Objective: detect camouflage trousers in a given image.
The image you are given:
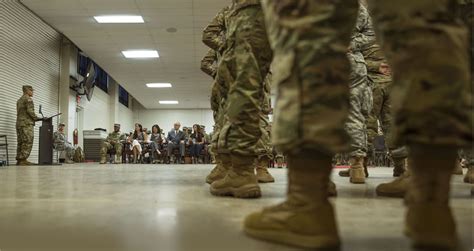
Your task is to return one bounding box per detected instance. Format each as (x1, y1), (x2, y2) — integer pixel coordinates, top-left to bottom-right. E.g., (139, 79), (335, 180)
(256, 114), (273, 160)
(345, 82), (372, 157)
(16, 125), (34, 161)
(100, 142), (123, 158)
(366, 81), (390, 154)
(368, 0), (472, 147)
(263, 0), (472, 156)
(216, 5), (273, 156)
(262, 0), (358, 154)
(54, 142), (75, 160)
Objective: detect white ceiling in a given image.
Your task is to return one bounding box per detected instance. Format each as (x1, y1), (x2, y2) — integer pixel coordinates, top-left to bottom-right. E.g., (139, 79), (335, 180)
(20, 0), (227, 109)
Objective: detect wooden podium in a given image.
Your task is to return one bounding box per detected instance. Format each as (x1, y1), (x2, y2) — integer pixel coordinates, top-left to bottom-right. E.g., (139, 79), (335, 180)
(38, 113), (61, 165)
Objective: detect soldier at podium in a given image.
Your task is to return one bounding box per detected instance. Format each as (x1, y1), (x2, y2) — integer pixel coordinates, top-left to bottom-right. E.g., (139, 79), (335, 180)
(16, 85), (42, 166)
(100, 123), (127, 164)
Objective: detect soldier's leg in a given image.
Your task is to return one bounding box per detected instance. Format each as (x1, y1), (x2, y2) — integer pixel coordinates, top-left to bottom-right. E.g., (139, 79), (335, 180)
(22, 126), (34, 163)
(100, 142), (112, 164)
(255, 115), (275, 183)
(16, 127), (24, 162)
(244, 0), (358, 248)
(345, 83), (372, 184)
(114, 143), (123, 164)
(369, 0), (471, 248)
(366, 83), (384, 163)
(212, 5), (272, 199)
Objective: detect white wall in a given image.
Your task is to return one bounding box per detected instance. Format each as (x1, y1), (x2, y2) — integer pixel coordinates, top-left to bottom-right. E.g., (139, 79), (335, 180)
(81, 89), (111, 131)
(134, 109), (214, 134)
(117, 103), (134, 133)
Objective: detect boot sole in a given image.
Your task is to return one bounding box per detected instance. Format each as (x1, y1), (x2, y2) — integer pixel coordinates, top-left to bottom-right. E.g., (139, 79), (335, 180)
(376, 190), (405, 198)
(404, 227), (457, 250)
(244, 228), (340, 250)
(349, 178), (365, 184)
(338, 171), (350, 177)
(258, 179), (275, 183)
(210, 184), (261, 198)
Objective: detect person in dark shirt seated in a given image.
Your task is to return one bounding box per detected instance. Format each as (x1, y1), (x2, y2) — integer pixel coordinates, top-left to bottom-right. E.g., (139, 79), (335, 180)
(130, 123), (146, 163)
(190, 124), (205, 164)
(167, 122), (186, 164)
(150, 124), (165, 164)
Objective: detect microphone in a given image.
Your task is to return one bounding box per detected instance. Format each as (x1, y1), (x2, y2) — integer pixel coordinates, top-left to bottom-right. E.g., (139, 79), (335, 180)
(39, 105), (44, 118)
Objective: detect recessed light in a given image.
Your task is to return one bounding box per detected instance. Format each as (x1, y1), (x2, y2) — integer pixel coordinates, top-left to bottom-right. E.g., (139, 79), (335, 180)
(159, 100), (179, 105)
(122, 50), (159, 58)
(94, 15), (144, 23)
(146, 83), (172, 88)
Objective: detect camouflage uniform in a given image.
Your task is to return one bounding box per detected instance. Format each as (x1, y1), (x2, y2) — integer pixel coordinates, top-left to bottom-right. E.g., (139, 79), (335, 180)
(202, 6), (230, 158)
(457, 0), (473, 182)
(216, 0), (273, 156)
(53, 131), (75, 160)
(345, 50), (372, 158)
(16, 88), (39, 162)
(245, 0), (471, 249)
(100, 131), (126, 161)
(256, 74), (273, 160)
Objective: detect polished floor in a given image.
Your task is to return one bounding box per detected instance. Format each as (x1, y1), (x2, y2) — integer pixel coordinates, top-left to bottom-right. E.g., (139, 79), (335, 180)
(0, 163), (472, 251)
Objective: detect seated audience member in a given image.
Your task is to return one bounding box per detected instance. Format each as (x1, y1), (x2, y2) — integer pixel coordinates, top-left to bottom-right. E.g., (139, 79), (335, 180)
(53, 123), (75, 164)
(150, 124), (165, 164)
(167, 122), (186, 164)
(130, 123), (146, 163)
(190, 124), (205, 163)
(100, 123), (127, 164)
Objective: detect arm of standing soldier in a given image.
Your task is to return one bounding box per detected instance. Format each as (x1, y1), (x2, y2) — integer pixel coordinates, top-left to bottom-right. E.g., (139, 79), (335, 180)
(202, 6), (228, 51)
(26, 98), (40, 121)
(200, 49), (218, 78)
(350, 5), (375, 52)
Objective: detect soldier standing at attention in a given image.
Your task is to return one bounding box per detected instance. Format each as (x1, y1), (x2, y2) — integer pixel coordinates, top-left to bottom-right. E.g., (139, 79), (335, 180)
(16, 85), (41, 166)
(202, 5), (231, 184)
(244, 0), (471, 249)
(210, 0), (273, 198)
(100, 123), (126, 164)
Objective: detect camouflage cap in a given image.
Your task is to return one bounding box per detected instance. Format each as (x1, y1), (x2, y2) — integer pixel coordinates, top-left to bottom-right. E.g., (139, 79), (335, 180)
(114, 123), (121, 128)
(22, 85), (33, 92)
(58, 123), (65, 127)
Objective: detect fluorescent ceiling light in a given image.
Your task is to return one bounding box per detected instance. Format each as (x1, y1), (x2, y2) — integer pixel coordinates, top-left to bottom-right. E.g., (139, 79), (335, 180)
(122, 50), (159, 58)
(159, 100), (179, 105)
(94, 15), (144, 23)
(146, 83), (172, 88)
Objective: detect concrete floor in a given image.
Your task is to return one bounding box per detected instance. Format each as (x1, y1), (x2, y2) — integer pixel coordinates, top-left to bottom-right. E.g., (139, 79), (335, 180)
(0, 164), (472, 251)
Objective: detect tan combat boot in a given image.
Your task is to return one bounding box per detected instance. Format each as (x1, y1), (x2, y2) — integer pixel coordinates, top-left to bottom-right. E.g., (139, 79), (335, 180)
(244, 150), (340, 249)
(464, 165), (474, 183)
(404, 145), (458, 249)
(206, 155), (231, 184)
(99, 155), (107, 164)
(376, 170), (410, 198)
(255, 157), (275, 183)
(349, 156), (365, 184)
(452, 159), (463, 175)
(392, 157), (406, 177)
(210, 154), (261, 198)
(338, 168), (350, 177)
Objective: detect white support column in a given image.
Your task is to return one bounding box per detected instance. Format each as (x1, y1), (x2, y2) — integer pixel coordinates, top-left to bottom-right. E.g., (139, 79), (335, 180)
(58, 38), (72, 138)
